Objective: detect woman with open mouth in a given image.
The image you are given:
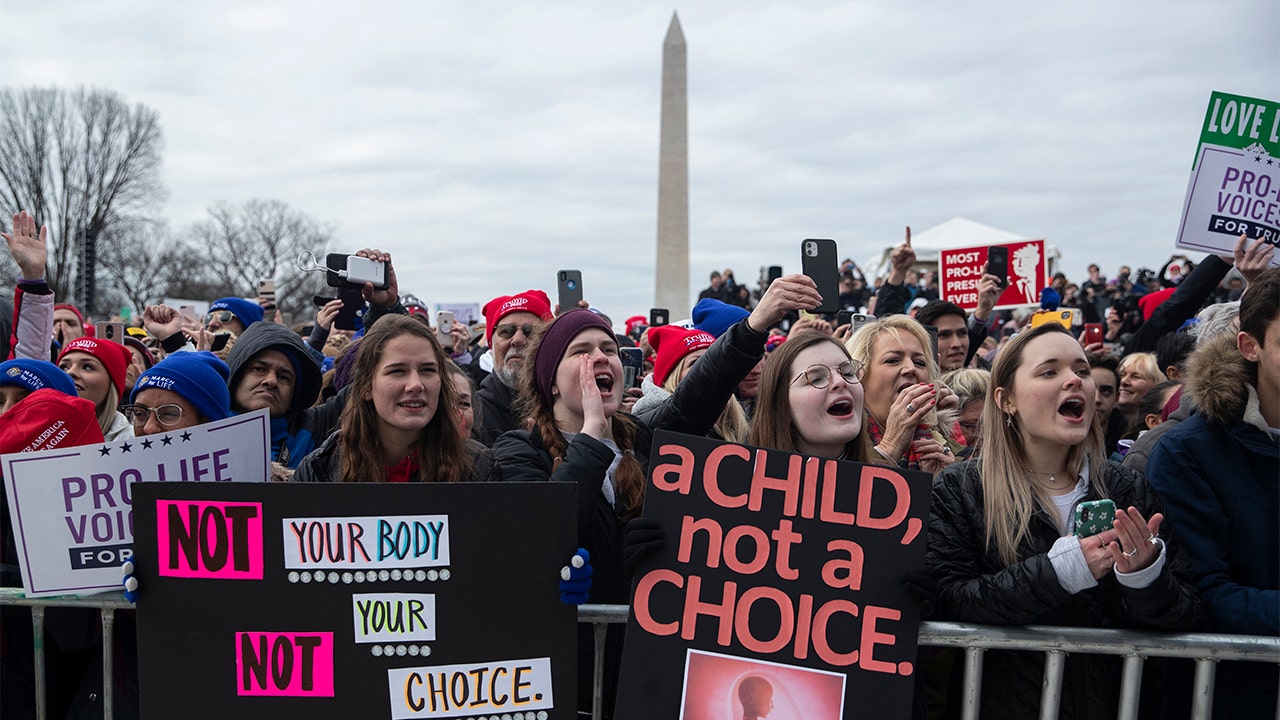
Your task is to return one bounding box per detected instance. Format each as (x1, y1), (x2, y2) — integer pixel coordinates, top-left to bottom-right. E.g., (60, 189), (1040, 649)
(926, 323), (1199, 720)
(846, 315), (959, 474)
(495, 276), (820, 718)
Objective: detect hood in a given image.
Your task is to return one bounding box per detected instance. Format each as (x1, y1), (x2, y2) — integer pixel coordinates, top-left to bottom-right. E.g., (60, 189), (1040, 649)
(1185, 332), (1268, 433)
(630, 373), (672, 420)
(226, 322), (323, 417)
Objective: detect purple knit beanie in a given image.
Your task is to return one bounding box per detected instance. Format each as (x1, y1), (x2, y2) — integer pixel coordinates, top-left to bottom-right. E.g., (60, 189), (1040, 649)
(533, 309), (614, 403)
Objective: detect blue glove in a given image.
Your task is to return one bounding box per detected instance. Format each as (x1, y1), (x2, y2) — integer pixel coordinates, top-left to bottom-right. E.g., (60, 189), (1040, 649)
(559, 548), (592, 605)
(122, 560), (139, 603)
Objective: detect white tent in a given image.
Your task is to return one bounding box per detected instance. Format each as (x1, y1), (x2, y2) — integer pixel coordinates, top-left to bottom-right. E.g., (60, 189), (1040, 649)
(862, 217), (1060, 279)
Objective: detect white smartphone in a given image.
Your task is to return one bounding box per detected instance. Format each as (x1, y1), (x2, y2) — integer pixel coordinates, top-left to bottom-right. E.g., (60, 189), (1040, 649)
(436, 311), (455, 347)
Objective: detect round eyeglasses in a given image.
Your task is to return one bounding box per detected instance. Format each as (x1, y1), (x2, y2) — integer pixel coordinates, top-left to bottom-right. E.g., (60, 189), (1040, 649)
(791, 360), (863, 388)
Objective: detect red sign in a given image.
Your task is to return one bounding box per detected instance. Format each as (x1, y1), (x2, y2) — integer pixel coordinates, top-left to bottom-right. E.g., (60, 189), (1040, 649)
(940, 240), (1047, 311)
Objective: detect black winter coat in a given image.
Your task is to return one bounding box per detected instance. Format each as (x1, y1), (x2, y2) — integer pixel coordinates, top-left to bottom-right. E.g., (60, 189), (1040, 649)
(928, 458), (1201, 720)
(291, 432), (501, 484)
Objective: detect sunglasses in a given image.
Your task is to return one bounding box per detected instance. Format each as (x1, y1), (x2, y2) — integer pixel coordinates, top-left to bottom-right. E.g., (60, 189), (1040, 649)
(121, 403), (185, 427)
(791, 360), (863, 389)
(494, 323), (537, 340)
(203, 311), (236, 326)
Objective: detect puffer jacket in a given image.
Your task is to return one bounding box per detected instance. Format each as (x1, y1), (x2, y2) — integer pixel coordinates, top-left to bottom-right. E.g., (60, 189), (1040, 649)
(291, 431), (500, 484)
(929, 458), (1200, 720)
(1147, 332), (1279, 718)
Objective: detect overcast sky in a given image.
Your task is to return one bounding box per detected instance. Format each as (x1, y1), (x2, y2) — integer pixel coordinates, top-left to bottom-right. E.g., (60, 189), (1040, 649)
(3, 0), (1276, 321)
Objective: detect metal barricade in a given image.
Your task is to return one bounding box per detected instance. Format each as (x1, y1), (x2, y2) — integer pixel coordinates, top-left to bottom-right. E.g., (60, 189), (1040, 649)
(577, 604), (1280, 720)
(4, 591), (1278, 720)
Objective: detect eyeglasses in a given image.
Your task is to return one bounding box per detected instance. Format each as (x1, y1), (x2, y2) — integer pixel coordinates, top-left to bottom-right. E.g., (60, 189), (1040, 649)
(494, 323), (537, 340)
(791, 360), (863, 389)
(203, 311), (235, 326)
(121, 404), (185, 427)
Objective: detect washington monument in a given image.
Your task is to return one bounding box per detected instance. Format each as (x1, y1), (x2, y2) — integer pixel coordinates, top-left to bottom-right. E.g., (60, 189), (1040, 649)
(655, 12), (689, 317)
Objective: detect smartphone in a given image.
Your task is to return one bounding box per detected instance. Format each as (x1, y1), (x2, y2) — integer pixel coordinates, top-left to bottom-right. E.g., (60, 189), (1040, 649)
(333, 287), (366, 331)
(1084, 323), (1104, 346)
(554, 269), (583, 310)
(1074, 499), (1116, 537)
(1030, 310), (1074, 330)
(924, 325), (939, 360)
(801, 239), (840, 314)
(767, 265), (783, 284)
(620, 347), (644, 390)
(95, 322), (126, 344)
(986, 246), (1009, 288)
(257, 278), (276, 308)
(649, 308), (669, 328)
(851, 313), (876, 335)
(178, 305), (199, 323)
(436, 310), (455, 347)
(210, 332), (232, 353)
(326, 253), (390, 290)
(836, 310), (853, 328)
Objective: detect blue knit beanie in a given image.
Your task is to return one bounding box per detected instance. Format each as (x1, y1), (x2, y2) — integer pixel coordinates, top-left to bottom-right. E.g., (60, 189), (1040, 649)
(131, 352), (233, 422)
(209, 297), (265, 328)
(692, 298), (750, 338)
(0, 359), (77, 397)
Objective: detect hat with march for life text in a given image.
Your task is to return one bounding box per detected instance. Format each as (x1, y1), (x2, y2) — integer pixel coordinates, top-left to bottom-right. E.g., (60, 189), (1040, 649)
(0, 359), (78, 397)
(131, 351), (233, 424)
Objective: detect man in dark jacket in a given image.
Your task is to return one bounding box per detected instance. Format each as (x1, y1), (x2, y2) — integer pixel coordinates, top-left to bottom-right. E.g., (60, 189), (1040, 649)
(226, 321), (330, 468)
(1147, 266), (1279, 719)
(474, 290), (553, 445)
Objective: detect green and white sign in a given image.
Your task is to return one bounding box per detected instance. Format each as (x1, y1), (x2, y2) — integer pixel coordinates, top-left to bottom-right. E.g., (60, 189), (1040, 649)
(1175, 91), (1280, 262)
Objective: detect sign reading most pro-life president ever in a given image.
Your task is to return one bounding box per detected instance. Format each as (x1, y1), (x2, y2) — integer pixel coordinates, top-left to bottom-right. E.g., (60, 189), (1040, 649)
(1176, 91), (1280, 262)
(615, 431), (931, 720)
(1, 409), (270, 597)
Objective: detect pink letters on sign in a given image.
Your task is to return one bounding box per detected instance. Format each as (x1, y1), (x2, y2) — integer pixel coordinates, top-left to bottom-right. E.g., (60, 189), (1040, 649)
(156, 500), (264, 579)
(236, 632), (335, 697)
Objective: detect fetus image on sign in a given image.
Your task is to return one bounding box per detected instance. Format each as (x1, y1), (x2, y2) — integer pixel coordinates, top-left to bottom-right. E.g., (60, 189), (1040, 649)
(737, 676), (774, 719)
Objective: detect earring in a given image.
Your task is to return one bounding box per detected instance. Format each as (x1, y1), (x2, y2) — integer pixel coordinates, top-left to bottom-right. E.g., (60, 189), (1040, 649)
(1005, 413), (1015, 427)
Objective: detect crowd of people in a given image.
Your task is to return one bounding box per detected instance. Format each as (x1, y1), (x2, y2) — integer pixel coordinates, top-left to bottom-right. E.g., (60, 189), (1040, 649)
(2, 208), (1277, 719)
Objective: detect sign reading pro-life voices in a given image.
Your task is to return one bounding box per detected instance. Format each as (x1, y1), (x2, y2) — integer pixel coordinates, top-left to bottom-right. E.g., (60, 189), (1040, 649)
(132, 481), (577, 720)
(615, 432), (931, 720)
(1176, 91), (1280, 262)
(1, 408), (270, 597)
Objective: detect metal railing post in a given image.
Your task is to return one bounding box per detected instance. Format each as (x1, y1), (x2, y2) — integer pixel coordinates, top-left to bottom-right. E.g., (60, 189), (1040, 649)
(960, 646), (984, 720)
(1039, 650), (1065, 720)
(1116, 653), (1144, 720)
(101, 607), (116, 720)
(1190, 658), (1217, 720)
(592, 621), (607, 720)
(32, 605), (47, 720)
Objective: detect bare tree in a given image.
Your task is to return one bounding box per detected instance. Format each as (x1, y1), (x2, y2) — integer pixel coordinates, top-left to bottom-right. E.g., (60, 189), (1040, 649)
(95, 217), (203, 312)
(0, 87), (165, 313)
(187, 199), (335, 323)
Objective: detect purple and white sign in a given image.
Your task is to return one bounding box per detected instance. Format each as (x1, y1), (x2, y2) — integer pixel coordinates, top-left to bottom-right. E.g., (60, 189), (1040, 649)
(2, 409), (270, 597)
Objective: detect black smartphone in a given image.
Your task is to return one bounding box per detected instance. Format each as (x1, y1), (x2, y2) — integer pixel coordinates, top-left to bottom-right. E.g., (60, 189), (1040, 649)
(836, 310), (853, 328)
(326, 253), (390, 290)
(801, 239), (839, 314)
(333, 287), (366, 331)
(767, 265), (783, 283)
(557, 270), (583, 310)
(986, 246), (1009, 288)
(210, 332), (231, 352)
(649, 308), (669, 327)
(620, 347), (644, 390)
(924, 325), (940, 361)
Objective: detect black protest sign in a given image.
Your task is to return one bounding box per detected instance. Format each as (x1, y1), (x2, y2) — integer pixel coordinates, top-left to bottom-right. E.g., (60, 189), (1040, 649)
(615, 431), (931, 720)
(133, 481), (577, 720)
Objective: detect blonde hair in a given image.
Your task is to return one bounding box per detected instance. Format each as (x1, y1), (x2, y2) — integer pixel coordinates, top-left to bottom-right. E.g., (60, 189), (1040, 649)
(981, 323), (1107, 565)
(1117, 352), (1167, 385)
(941, 368), (989, 409)
(845, 315), (953, 440)
(662, 352), (749, 443)
(97, 385), (120, 436)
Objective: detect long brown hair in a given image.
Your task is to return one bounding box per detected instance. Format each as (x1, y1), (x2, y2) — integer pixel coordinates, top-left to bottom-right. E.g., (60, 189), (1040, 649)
(338, 314), (469, 484)
(747, 332), (878, 463)
(981, 323), (1106, 564)
(517, 318), (647, 520)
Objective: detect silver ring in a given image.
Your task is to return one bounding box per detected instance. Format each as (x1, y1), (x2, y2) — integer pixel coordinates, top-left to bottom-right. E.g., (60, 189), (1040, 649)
(906, 403), (915, 413)
(943, 446), (952, 455)
(1123, 548), (1138, 558)
(1146, 534), (1158, 545)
